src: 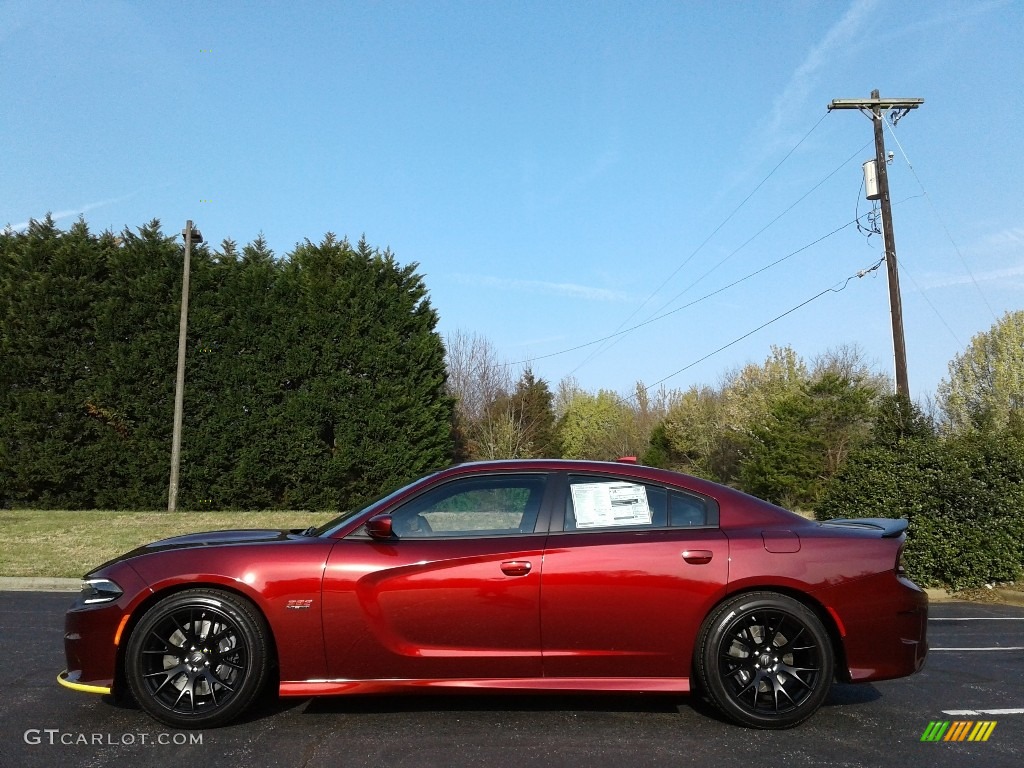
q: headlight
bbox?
[80,578,123,605]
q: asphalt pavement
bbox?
[1,591,1021,768]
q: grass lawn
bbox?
[0,510,336,578]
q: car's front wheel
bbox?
[125,589,269,728]
[696,592,834,729]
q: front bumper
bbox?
[57,669,110,695]
[59,564,150,696]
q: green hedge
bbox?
[816,432,1024,590]
[0,218,454,510]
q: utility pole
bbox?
[168,220,203,512]
[828,90,923,398]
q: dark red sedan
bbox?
[59,459,927,729]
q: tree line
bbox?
[446,316,1024,589]
[2,216,1021,588]
[450,334,903,512]
[0,217,452,510]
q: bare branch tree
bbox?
[445,330,514,424]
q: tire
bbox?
[695,592,834,729]
[125,589,269,728]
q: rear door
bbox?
[540,473,729,679]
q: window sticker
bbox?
[571,482,652,528]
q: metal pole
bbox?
[168,221,194,512]
[870,90,910,398]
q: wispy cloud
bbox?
[454,273,634,303]
[766,0,880,137]
[986,226,1024,247]
[6,191,140,232]
[878,0,1010,42]
[920,263,1024,291]
[720,0,880,203]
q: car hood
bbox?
[87,529,306,576]
[143,528,301,548]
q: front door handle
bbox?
[682,550,713,565]
[500,560,532,576]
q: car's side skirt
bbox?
[280,677,691,697]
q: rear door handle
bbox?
[682,550,713,565]
[500,560,532,576]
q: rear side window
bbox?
[564,475,715,531]
[670,491,709,527]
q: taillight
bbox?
[896,543,907,576]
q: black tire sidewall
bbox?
[125,589,269,729]
[697,592,833,729]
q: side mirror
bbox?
[365,514,395,541]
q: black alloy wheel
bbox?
[696,592,834,729]
[125,589,269,728]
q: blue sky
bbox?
[3,0,1022,404]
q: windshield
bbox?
[311,472,439,537]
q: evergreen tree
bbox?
[277,233,453,508]
[0,219,454,510]
[0,216,108,506]
[87,220,182,507]
[738,371,878,510]
[514,369,558,457]
[474,368,558,459]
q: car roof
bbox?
[443,458,719,487]
[434,459,806,529]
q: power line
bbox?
[883,115,998,322]
[631,257,885,398]
[861,191,963,348]
[890,259,963,348]
[569,137,873,375]
[567,113,831,376]
[642,139,874,324]
[506,214,869,368]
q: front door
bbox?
[322,472,550,681]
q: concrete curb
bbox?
[0,577,81,592]
[989,587,1024,607]
[925,585,1024,606]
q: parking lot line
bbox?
[930,617,1024,621]
[943,708,1024,715]
[931,646,1024,651]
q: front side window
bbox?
[565,475,714,531]
[390,474,547,538]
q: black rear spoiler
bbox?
[821,517,908,538]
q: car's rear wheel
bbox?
[125,589,269,728]
[696,592,833,729]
